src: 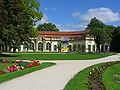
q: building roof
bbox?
[38,31,86,38]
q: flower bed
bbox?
[88,61,120,90]
[0,70,4,75]
[0,59,41,75]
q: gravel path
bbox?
[0,54,120,90]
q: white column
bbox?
[91,45,93,52]
[20,45,24,52]
[34,39,38,52]
[103,44,106,52]
[43,42,46,52]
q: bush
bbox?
[18,61,28,68]
[2,60,9,63]
[0,70,4,75]
[27,63,33,68]
[9,60,16,63]
[0,59,3,63]
[0,50,2,54]
[32,61,40,66]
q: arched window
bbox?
[68,45,72,52]
[73,44,77,52]
[46,42,51,51]
[88,45,91,52]
[38,42,43,51]
[54,45,57,51]
[0,45,4,52]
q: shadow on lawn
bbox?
[0,54,18,57]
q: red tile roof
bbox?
[38,31,86,38]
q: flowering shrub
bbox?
[0,70,4,75]
[0,60,40,75]
[6,65,18,72]
[27,61,40,68]
[2,60,9,63]
[32,61,40,66]
[9,60,16,63]
[27,63,33,68]
[15,60,22,63]
[0,59,3,63]
[0,59,16,63]
[18,61,28,68]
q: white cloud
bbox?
[57,23,87,31]
[44,7,56,12]
[40,14,48,24]
[72,7,120,23]
[35,14,49,27]
[56,24,62,29]
[44,8,49,11]
[60,29,81,31]
[65,7,120,31]
[72,12,81,18]
[65,23,86,29]
[71,23,87,29]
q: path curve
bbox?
[0,54,120,90]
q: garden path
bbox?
[0,53,120,90]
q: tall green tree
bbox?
[110,26,120,52]
[0,0,42,52]
[37,23,59,31]
[86,17,112,53]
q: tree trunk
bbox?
[13,47,16,53]
[96,43,100,53]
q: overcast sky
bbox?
[37,0,120,31]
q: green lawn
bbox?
[64,63,102,90]
[102,63,120,90]
[64,62,120,90]
[0,53,111,60]
[0,63,14,71]
[0,62,55,84]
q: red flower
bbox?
[2,60,9,63]
[32,61,40,66]
[7,65,17,72]
[27,63,33,68]
[0,71,4,75]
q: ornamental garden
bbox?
[0,59,40,75]
[0,58,55,84]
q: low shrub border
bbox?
[88,61,120,90]
[64,63,103,90]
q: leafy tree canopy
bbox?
[86,17,112,53]
[37,23,59,31]
[0,0,42,52]
[110,26,120,52]
[86,17,105,30]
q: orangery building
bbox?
[19,31,109,52]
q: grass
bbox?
[64,62,120,90]
[0,53,111,60]
[0,62,55,84]
[102,63,120,90]
[64,63,103,90]
[0,63,14,71]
